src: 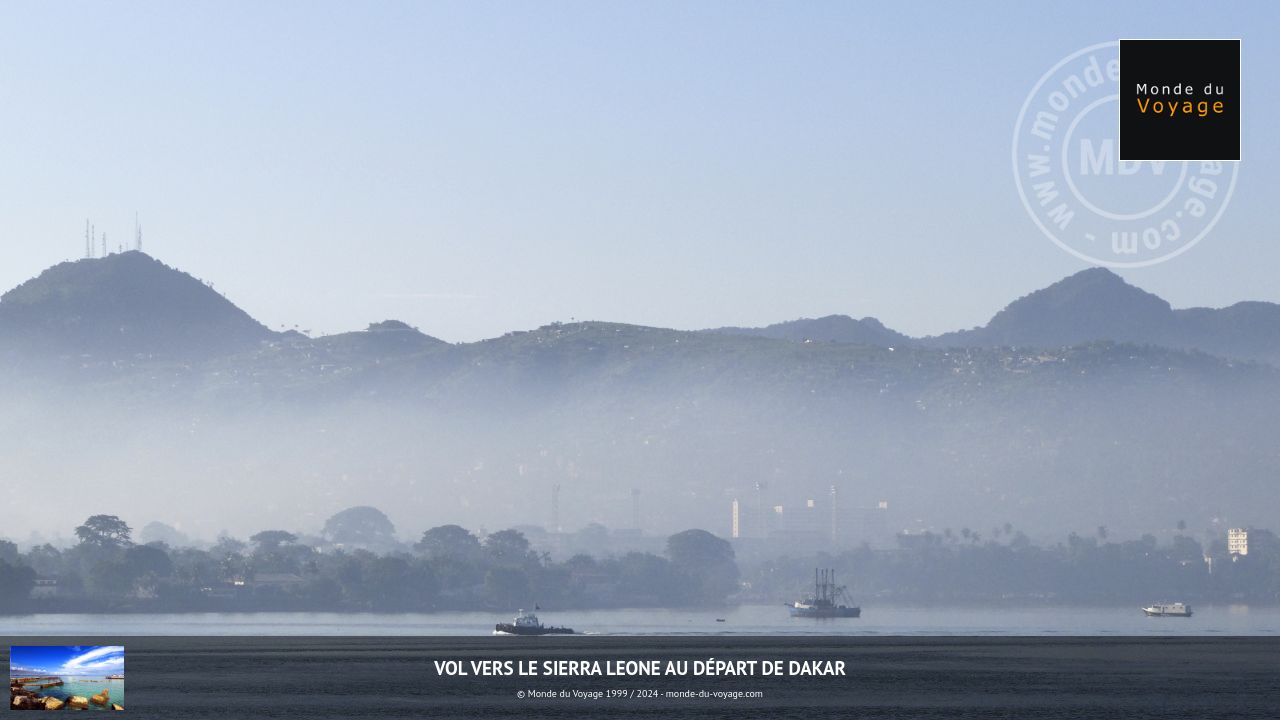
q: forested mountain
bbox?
[0,251,273,359]
[1,253,1277,543]
[710,267,1280,365]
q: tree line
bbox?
[744,527,1280,604]
[0,508,739,613]
[5,509,1279,613]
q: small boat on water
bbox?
[1143,602,1193,617]
[788,568,861,618]
[106,674,124,680]
[494,609,575,635]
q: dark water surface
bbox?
[5,636,1277,719]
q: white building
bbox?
[1228,528,1249,556]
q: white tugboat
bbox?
[494,609,575,635]
[1142,602,1193,617]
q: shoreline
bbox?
[4,600,1280,617]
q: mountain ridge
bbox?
[0,251,275,359]
[1,253,1278,540]
[709,268,1280,365]
[707,314,914,348]
[5,253,1280,366]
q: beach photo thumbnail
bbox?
[10,646,124,711]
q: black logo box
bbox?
[1119,39,1241,161]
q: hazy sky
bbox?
[0,1,1275,342]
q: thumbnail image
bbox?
[9,646,124,711]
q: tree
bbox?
[24,544,62,577]
[211,534,247,557]
[665,529,739,604]
[485,529,532,565]
[124,544,174,582]
[0,539,18,564]
[323,506,397,548]
[577,523,610,547]
[166,546,224,588]
[416,525,480,560]
[361,556,438,610]
[565,554,598,573]
[667,529,735,569]
[614,552,680,604]
[248,531,308,574]
[75,515,133,549]
[484,567,531,609]
[250,530,298,551]
[0,561,35,610]
[139,521,189,547]
[1170,535,1203,564]
[86,558,133,598]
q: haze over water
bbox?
[5,605,1279,637]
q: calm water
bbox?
[15,676,124,710]
[3,604,1278,636]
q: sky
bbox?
[9,646,125,677]
[0,1,1275,342]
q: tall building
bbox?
[1228,528,1249,556]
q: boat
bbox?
[494,609,575,635]
[106,674,124,680]
[1143,602,1193,617]
[788,568,861,618]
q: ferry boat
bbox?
[1143,602,1192,617]
[788,568,861,618]
[494,609,575,635]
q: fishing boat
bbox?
[788,568,861,618]
[494,609,575,635]
[1142,602,1193,617]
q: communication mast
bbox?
[630,488,640,531]
[135,212,142,252]
[829,485,838,545]
[84,219,91,258]
[755,480,767,539]
[551,483,561,534]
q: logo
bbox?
[1119,39,1240,161]
[1013,41,1238,267]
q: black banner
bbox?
[6,636,1279,718]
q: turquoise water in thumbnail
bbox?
[15,677,124,710]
